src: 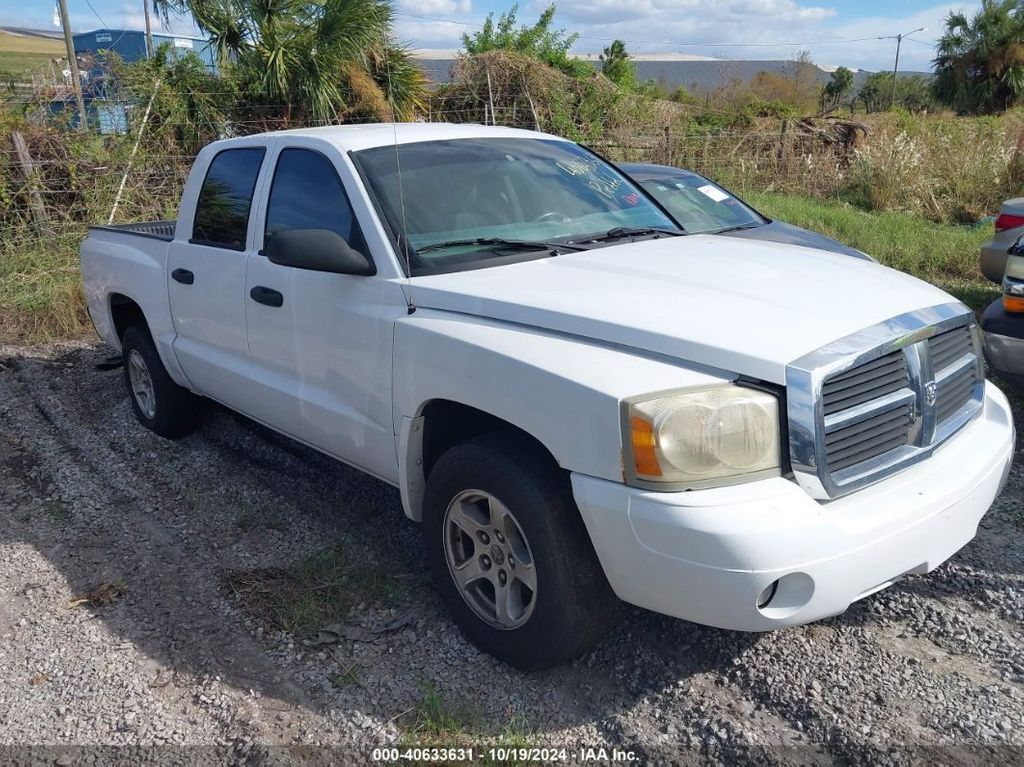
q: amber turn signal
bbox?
[1003,294,1024,313]
[630,416,662,477]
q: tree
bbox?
[858,71,935,113]
[820,66,853,112]
[599,40,635,88]
[152,0,426,125]
[934,0,1024,113]
[858,71,890,112]
[461,4,592,77]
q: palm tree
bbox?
[153,0,426,125]
[934,0,1024,113]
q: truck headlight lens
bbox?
[624,386,781,488]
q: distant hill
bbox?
[0,26,64,40]
[0,28,64,78]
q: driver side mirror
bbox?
[265,229,376,276]
[1010,235,1024,258]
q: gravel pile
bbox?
[0,341,1021,763]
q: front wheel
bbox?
[423,431,616,669]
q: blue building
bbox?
[51,28,218,133]
[72,28,218,72]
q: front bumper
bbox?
[982,298,1024,390]
[572,383,1015,631]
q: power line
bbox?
[82,0,109,28]
[395,12,893,49]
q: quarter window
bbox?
[264,148,366,253]
[191,147,266,250]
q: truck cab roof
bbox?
[212,123,562,153]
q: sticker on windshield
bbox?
[697,184,730,203]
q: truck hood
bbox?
[409,235,958,384]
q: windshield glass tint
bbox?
[353,138,675,274]
[636,175,764,234]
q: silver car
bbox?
[980,199,1024,396]
[980,198,1024,283]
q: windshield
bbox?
[634,174,766,235]
[353,138,676,275]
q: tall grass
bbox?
[747,191,998,311]
[841,112,1024,224]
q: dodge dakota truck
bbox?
[80,124,1016,670]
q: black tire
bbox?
[423,430,617,670]
[121,324,200,438]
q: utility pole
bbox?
[880,26,926,110]
[57,0,88,131]
[143,0,154,58]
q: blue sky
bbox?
[4,0,981,71]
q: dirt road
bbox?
[1,341,1022,763]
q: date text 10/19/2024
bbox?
[372,747,639,762]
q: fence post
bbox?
[524,84,540,130]
[486,65,496,126]
[10,131,47,226]
[662,125,672,166]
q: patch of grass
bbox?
[399,681,537,761]
[224,545,409,638]
[747,191,1000,312]
[0,31,64,77]
[401,681,479,747]
[0,230,93,343]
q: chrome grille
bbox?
[822,350,909,417]
[929,326,979,427]
[937,364,976,423]
[929,326,972,371]
[786,305,985,500]
[821,349,913,474]
[825,402,914,473]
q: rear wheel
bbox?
[121,324,200,438]
[423,431,616,669]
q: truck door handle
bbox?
[171,268,194,285]
[250,286,284,308]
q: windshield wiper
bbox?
[709,223,763,234]
[569,226,685,245]
[415,237,581,255]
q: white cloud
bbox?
[397,0,980,72]
[399,0,472,16]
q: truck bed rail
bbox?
[89,220,176,242]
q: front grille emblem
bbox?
[924,381,938,406]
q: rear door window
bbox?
[191,147,266,250]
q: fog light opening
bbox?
[755,572,815,620]
[757,580,779,609]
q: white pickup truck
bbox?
[81,123,1015,669]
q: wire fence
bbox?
[0,103,856,238]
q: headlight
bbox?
[623,385,781,489]
[1003,276,1024,313]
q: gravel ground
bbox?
[1,340,1023,764]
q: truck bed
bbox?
[89,220,176,242]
